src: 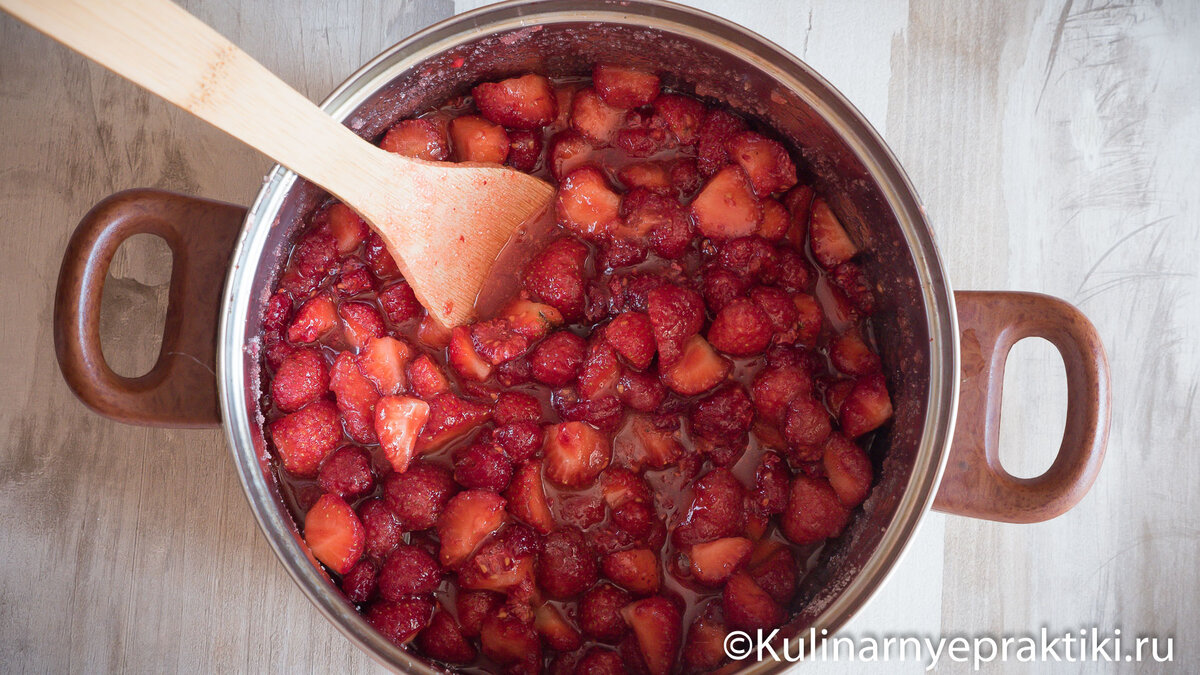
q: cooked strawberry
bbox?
[645,283,704,365]
[417,608,477,664]
[781,474,850,545]
[501,298,565,341]
[602,549,660,596]
[548,129,595,181]
[339,302,386,351]
[580,583,633,642]
[470,318,530,366]
[530,330,586,386]
[304,493,365,574]
[453,436,513,491]
[448,325,493,381]
[341,559,379,603]
[614,368,665,413]
[690,384,753,445]
[829,330,882,376]
[505,128,544,172]
[653,93,706,145]
[317,445,375,499]
[722,571,784,631]
[614,114,669,157]
[691,165,762,240]
[751,451,791,516]
[592,64,660,109]
[746,541,797,600]
[493,390,543,425]
[286,293,338,344]
[769,247,811,293]
[783,393,832,451]
[364,231,401,280]
[577,339,622,400]
[791,293,824,346]
[717,236,778,283]
[270,399,342,478]
[523,236,590,321]
[332,258,374,298]
[494,421,543,462]
[575,647,627,675]
[356,336,411,395]
[689,537,754,585]
[263,292,292,333]
[822,434,872,507]
[270,348,329,413]
[682,602,729,672]
[696,108,748,176]
[536,526,599,599]
[825,378,855,418]
[557,165,621,238]
[808,198,857,268]
[707,298,773,356]
[783,184,815,245]
[699,267,748,312]
[534,603,583,651]
[378,544,442,600]
[367,597,435,647]
[628,414,682,469]
[659,336,731,396]
[748,287,797,337]
[358,499,402,559]
[672,468,747,547]
[543,421,612,488]
[597,237,649,270]
[839,372,893,438]
[505,460,555,533]
[620,596,681,675]
[383,461,457,531]
[329,352,380,444]
[758,198,790,241]
[415,393,492,452]
[617,162,671,194]
[457,534,536,593]
[647,207,694,260]
[377,280,422,324]
[601,312,655,370]
[374,395,430,473]
[455,590,503,638]
[829,260,876,314]
[436,490,507,567]
[726,131,798,197]
[380,118,450,160]
[319,202,370,254]
[480,613,541,669]
[571,87,624,145]
[448,114,510,163]
[670,158,703,197]
[291,230,338,282]
[473,73,557,129]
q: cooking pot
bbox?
[51,0,1110,672]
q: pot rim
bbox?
[217,1,960,671]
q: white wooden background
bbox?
[0,0,1196,672]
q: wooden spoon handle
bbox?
[0,0,396,204]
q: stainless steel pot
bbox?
[53,1,1110,672]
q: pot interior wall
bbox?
[241,17,931,649]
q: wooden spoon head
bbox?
[360,156,555,328]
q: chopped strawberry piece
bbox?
[672,468,747,547]
[340,559,378,603]
[592,64,660,109]
[480,613,542,669]
[557,165,621,238]
[286,292,338,344]
[782,474,850,545]
[291,230,338,282]
[304,493,365,574]
[501,298,564,341]
[570,87,624,145]
[840,372,893,438]
[374,395,430,473]
[829,330,882,376]
[617,162,671,194]
[653,93,706,145]
[628,415,682,469]
[263,291,292,332]
[783,393,832,451]
[417,608,477,664]
[577,339,622,400]
[377,280,422,323]
[523,236,590,321]
[750,364,811,424]
[382,461,457,531]
[537,526,599,599]
[378,544,442,599]
[329,351,380,444]
[270,399,342,478]
[690,384,753,445]
[505,460,555,533]
[406,354,450,399]
[457,534,536,593]
[270,347,329,413]
[823,433,873,507]
[726,131,798,197]
[455,590,503,638]
[752,451,791,516]
[535,603,583,651]
[829,260,876,314]
[339,301,386,351]
[364,230,401,280]
[319,202,370,254]
[602,549,661,596]
[660,335,731,396]
[792,293,824,345]
[448,325,493,381]
[700,266,749,312]
[548,129,594,181]
[543,421,611,488]
[415,393,492,452]
[367,597,435,647]
[707,298,773,356]
[597,237,648,270]
[620,596,681,675]
[809,198,858,268]
[473,73,557,129]
[748,287,796,336]
[530,330,586,387]
[380,118,450,161]
[683,602,729,672]
[645,283,704,366]
[437,490,507,567]
[689,537,754,585]
[317,445,375,499]
[825,378,855,418]
[333,258,374,298]
[614,113,669,157]
[691,165,762,240]
[359,498,402,559]
[505,128,544,172]
[670,157,703,195]
[448,114,510,163]
[603,312,656,370]
[493,391,542,425]
[453,437,514,492]
[747,540,797,600]
[758,198,790,241]
[356,336,411,395]
[616,368,666,412]
[717,236,778,283]
[470,318,530,365]
[494,421,543,462]
[722,571,784,630]
[580,583,633,642]
[696,109,748,176]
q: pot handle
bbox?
[932,291,1110,522]
[53,189,246,427]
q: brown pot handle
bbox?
[53,189,246,427]
[932,291,1110,522]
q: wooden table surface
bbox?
[1,0,1196,672]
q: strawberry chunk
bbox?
[535,603,583,651]
[616,368,667,413]
[809,197,858,268]
[839,372,893,438]
[577,339,622,400]
[377,280,422,324]
[580,583,632,642]
[455,590,503,638]
[696,109,748,176]
[653,94,706,145]
[620,596,681,675]
[751,451,791,516]
[304,493,365,574]
[700,266,749,312]
[602,549,661,596]
[437,490,507,567]
[270,399,342,478]
[689,537,753,585]
[470,318,530,365]
[593,64,660,108]
[707,298,773,356]
[543,421,612,488]
[317,445,375,499]
[480,613,541,670]
[271,347,329,412]
[378,544,443,599]
[645,283,704,366]
[472,73,557,129]
[501,298,564,341]
[417,608,477,664]
[417,313,449,349]
[557,165,621,239]
[672,468,747,547]
[505,460,555,533]
[690,384,753,445]
[505,128,543,172]
[792,293,824,346]
[781,474,850,545]
[333,258,374,298]
[448,114,510,163]
[659,335,731,396]
[453,437,514,492]
[570,87,623,145]
[374,395,430,473]
[684,602,729,672]
[747,540,797,600]
[380,118,450,161]
[356,336,412,395]
[406,354,450,399]
[457,531,536,593]
[829,330,882,376]
[286,293,338,344]
[329,351,380,444]
[617,162,672,194]
[494,391,543,425]
[538,526,599,599]
[339,302,386,351]
[523,236,590,321]
[364,230,401,280]
[823,433,873,507]
[783,393,832,452]
[691,165,762,240]
[829,260,876,314]
[340,559,378,603]
[319,202,369,254]
[448,325,493,381]
[726,131,798,197]
[604,312,656,370]
[530,330,586,386]
[382,461,457,531]
[757,198,790,241]
[548,129,594,181]
[367,597,435,647]
[628,414,682,469]
[359,499,401,559]
[722,571,784,630]
[415,393,492,452]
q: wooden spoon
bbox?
[1,0,555,328]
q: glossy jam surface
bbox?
[259,65,893,675]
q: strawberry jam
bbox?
[260,63,893,674]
